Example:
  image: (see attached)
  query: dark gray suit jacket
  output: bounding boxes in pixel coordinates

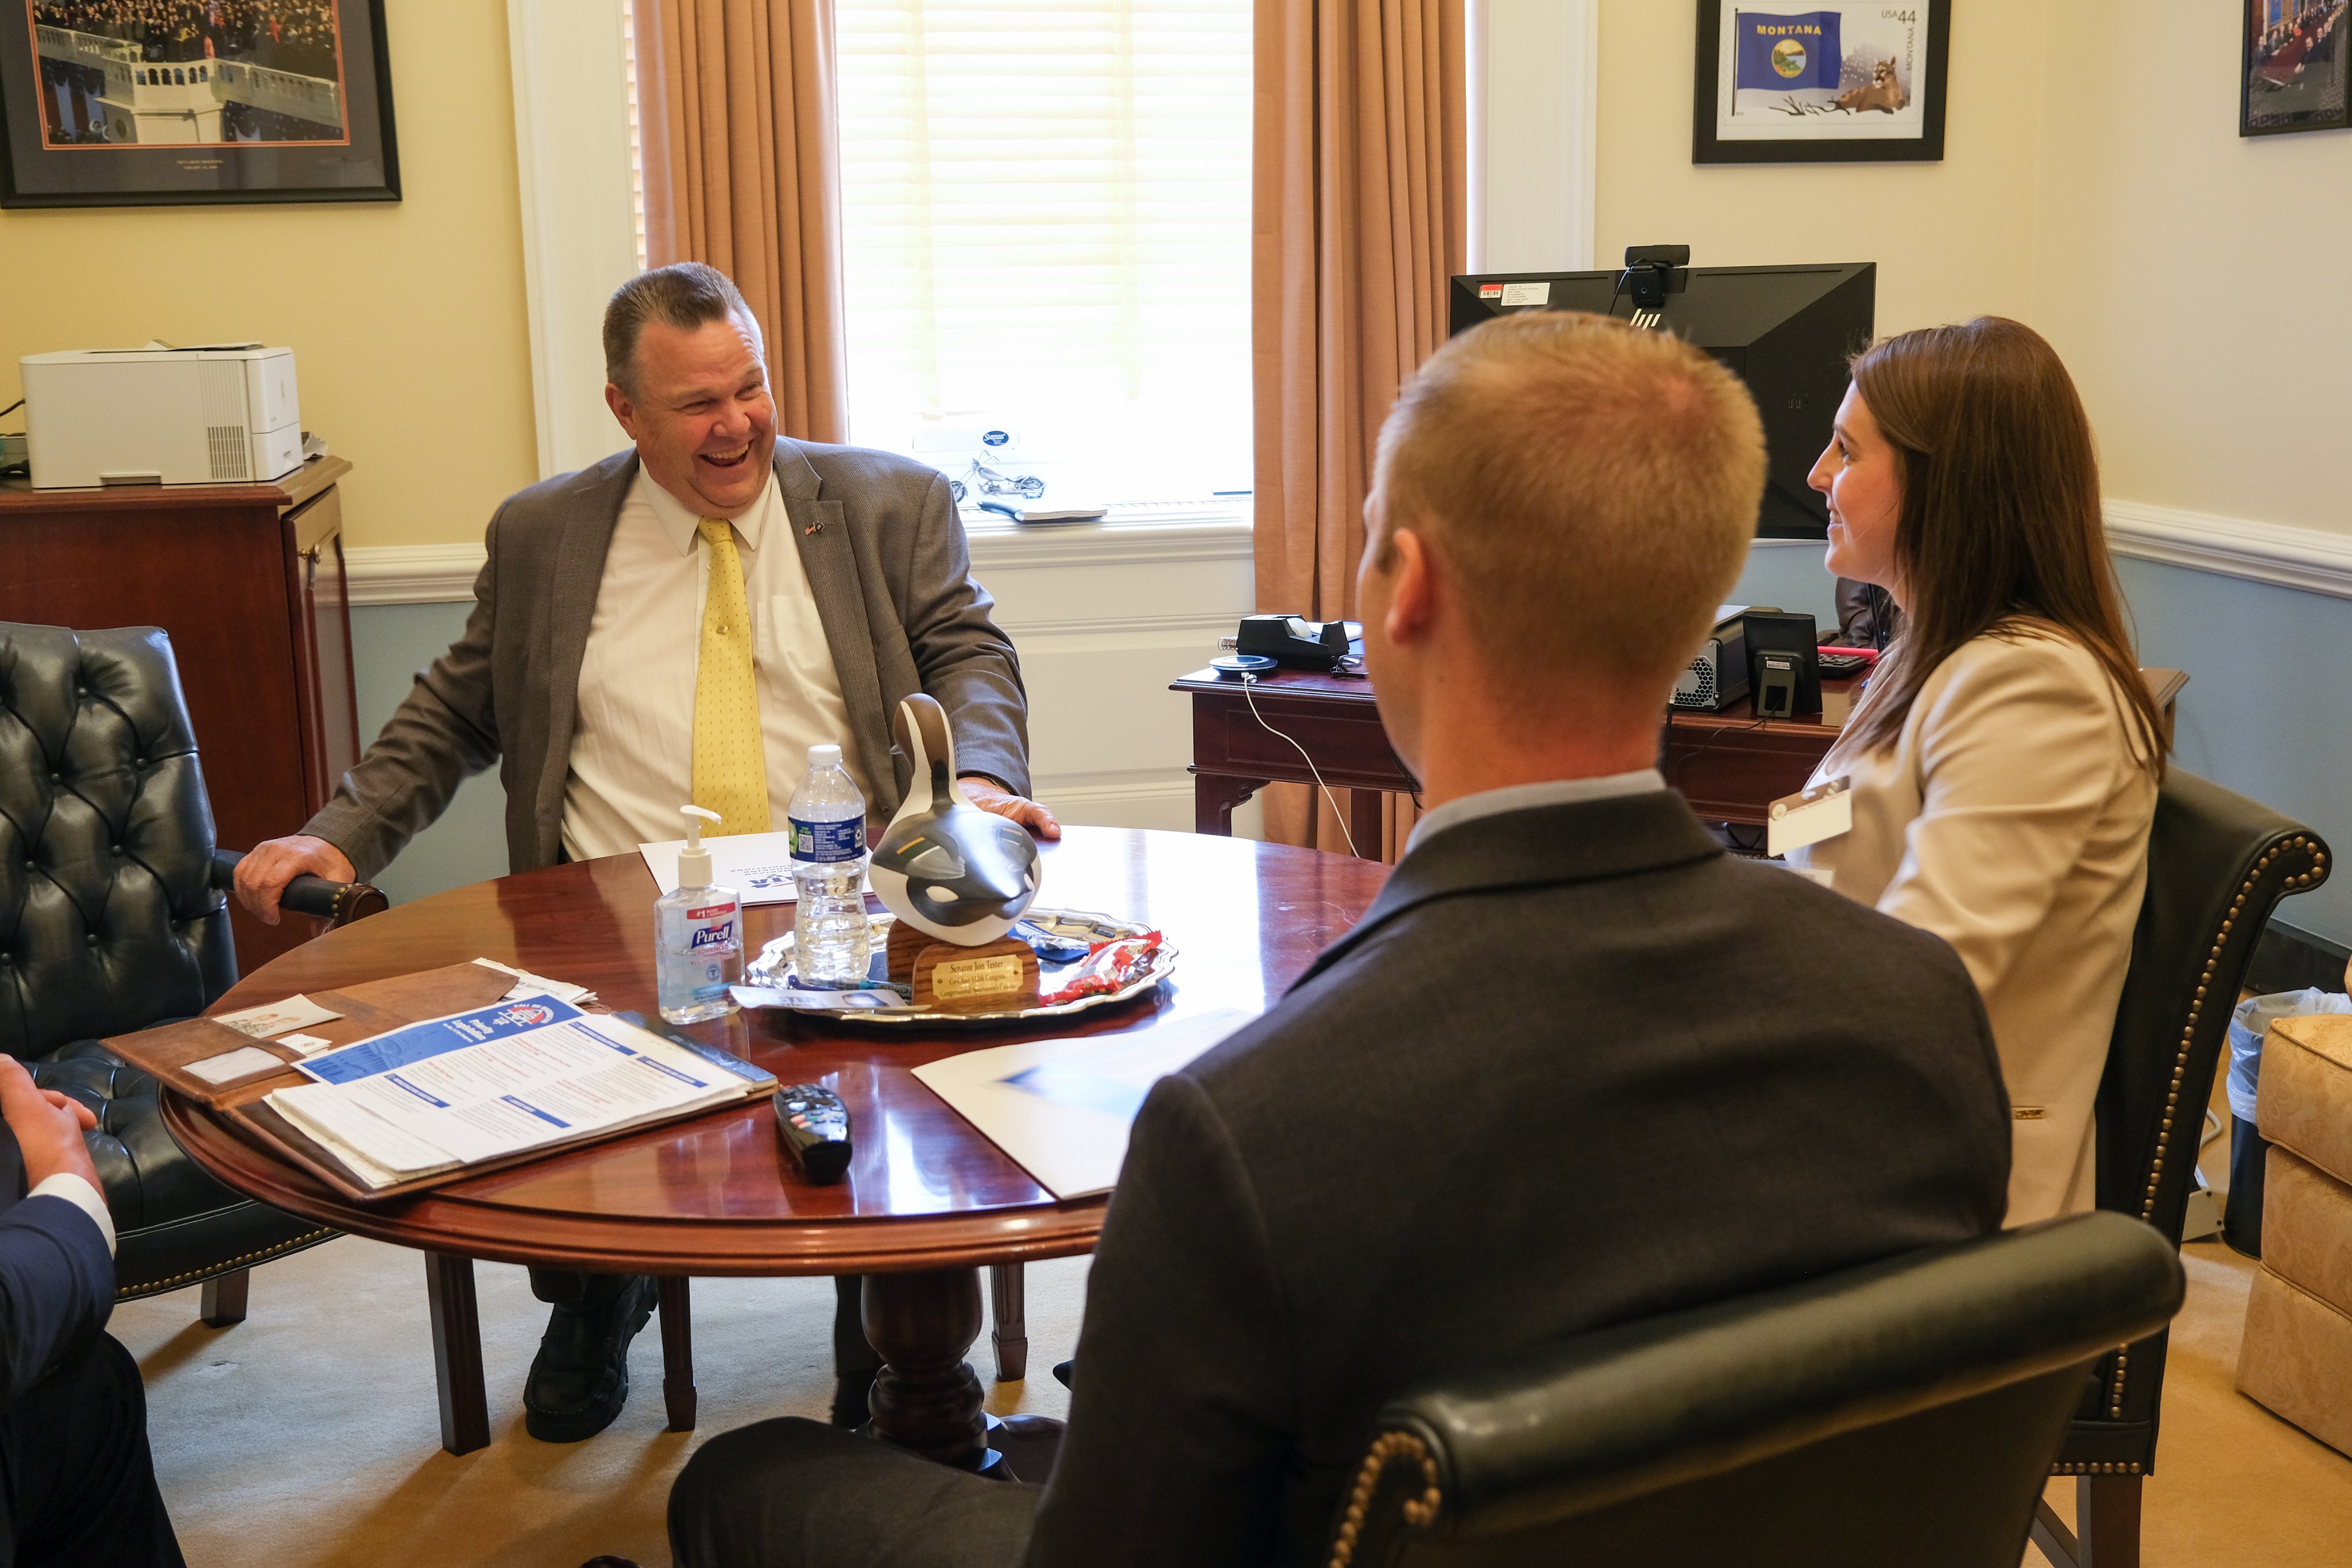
[1023,791,2011,1567]
[305,442,1029,880]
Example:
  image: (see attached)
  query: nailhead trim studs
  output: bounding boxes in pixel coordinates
[1329,1430,1444,1568]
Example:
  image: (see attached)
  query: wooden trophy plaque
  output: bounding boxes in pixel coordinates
[885,922,1040,1012]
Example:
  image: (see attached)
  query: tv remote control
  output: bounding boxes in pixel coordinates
[773,1083,853,1184]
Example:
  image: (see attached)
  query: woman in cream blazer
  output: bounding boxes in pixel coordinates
[1784,318,2167,1225]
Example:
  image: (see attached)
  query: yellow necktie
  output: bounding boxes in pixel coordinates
[692,517,771,834]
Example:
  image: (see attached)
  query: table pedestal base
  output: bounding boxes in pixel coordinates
[860,1268,1067,1480]
[864,1267,994,1469]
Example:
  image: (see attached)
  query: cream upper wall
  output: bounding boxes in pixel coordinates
[2034,2,2352,536]
[0,1,537,548]
[1585,0,2352,539]
[1592,0,2049,336]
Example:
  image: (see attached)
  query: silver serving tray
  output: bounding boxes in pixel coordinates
[745,907,1177,1025]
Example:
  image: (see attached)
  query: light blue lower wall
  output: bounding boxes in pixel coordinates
[347,602,508,907]
[350,546,1850,907]
[1728,540,2351,949]
[351,544,2352,948]
[2111,558,2350,950]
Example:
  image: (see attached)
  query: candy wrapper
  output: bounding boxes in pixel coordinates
[1039,931,1165,1006]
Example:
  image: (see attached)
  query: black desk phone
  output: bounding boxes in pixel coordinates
[1238,614,1352,670]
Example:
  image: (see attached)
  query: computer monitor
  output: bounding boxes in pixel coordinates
[1446,261,1874,540]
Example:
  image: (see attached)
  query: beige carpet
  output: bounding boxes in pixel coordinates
[114,1056,2352,1566]
[113,1248,1085,1567]
[117,1234,2352,1568]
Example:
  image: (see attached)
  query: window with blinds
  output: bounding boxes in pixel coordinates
[836,0,1253,508]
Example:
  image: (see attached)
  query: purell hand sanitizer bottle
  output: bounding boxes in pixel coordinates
[656,804,742,1024]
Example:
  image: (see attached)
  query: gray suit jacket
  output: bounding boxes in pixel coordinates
[307,441,1029,880]
[1023,791,2011,1567]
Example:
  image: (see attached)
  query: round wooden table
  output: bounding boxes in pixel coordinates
[164,826,1386,1463]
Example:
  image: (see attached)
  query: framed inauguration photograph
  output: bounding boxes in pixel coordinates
[0,1,399,207]
[1693,2,1950,164]
[2243,1,2351,137]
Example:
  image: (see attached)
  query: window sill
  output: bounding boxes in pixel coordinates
[961,500,1254,571]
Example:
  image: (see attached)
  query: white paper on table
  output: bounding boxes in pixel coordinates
[213,994,341,1039]
[637,833,802,904]
[910,1008,1254,1200]
[471,957,598,1006]
[187,1045,291,1085]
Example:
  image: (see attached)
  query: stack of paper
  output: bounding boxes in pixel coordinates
[472,957,598,1006]
[265,997,771,1190]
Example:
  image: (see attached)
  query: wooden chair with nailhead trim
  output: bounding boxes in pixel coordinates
[2030,769,2330,1568]
[1324,1214,2184,1568]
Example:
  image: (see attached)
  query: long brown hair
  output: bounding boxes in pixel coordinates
[1842,317,2165,775]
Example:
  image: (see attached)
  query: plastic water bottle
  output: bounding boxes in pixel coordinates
[656,804,741,1024]
[791,744,873,984]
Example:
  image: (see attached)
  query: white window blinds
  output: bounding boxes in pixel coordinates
[836,0,1253,505]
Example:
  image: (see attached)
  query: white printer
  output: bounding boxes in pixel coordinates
[20,344,301,489]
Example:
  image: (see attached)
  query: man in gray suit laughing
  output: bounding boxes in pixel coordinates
[234,262,1053,1443]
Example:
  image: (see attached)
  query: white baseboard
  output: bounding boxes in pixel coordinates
[347,504,2352,611]
[344,515,1253,609]
[346,543,485,607]
[1033,775,1198,832]
[2103,500,2352,602]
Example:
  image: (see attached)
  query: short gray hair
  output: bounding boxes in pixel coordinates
[602,262,763,396]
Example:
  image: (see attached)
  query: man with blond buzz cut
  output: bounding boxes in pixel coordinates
[663,312,2011,1568]
[234,262,1057,1445]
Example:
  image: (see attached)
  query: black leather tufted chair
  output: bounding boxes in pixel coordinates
[2031,769,2331,1568]
[1,622,380,1322]
[1325,1213,2184,1568]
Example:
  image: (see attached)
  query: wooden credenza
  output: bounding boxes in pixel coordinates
[0,455,361,971]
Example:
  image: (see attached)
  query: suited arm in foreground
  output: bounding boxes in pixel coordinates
[0,1056,185,1566]
[0,1058,114,1407]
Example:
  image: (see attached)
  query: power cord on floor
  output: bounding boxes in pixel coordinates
[1239,673,1360,858]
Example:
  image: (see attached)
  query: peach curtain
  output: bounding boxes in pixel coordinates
[632,0,849,444]
[1252,0,1467,860]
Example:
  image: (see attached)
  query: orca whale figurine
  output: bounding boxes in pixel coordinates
[870,693,1042,945]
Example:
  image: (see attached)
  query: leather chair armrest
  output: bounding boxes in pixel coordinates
[1365,1212,2184,1542]
[209,849,390,927]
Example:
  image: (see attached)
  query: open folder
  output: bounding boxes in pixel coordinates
[103,964,775,1203]
[265,997,774,1192]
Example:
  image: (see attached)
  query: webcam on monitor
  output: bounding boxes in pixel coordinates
[1620,244,1692,321]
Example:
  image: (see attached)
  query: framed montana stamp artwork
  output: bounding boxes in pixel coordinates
[0,1,398,207]
[1693,2,1951,164]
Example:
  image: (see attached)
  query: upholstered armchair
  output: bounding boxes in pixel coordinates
[1,622,383,1321]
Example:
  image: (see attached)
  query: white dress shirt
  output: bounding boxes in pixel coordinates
[1406,769,1668,855]
[30,1172,116,1257]
[562,467,859,861]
